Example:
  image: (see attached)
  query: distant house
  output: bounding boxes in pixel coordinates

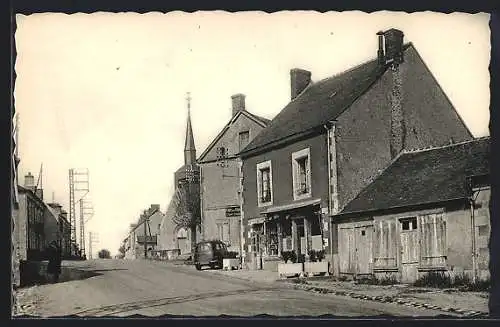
[47,203,71,258]
[197,94,270,254]
[125,204,164,259]
[239,28,473,272]
[334,137,490,283]
[16,174,46,262]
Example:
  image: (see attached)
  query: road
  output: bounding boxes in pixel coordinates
[17,259,455,318]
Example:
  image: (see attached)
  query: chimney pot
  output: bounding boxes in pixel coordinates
[24,172,35,188]
[231,94,245,117]
[290,68,312,100]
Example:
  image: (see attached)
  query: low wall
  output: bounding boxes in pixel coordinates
[19,261,99,287]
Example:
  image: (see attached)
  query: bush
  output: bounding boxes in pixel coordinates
[308,250,318,262]
[415,271,491,291]
[281,251,298,263]
[317,250,325,262]
[297,253,306,263]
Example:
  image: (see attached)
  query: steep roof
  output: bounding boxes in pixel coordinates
[338,137,490,215]
[239,44,409,155]
[198,109,270,162]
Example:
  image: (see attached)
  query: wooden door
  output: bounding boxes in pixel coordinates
[339,226,355,274]
[355,226,373,275]
[400,218,419,283]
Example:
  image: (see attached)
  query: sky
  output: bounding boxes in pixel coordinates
[14,11,490,257]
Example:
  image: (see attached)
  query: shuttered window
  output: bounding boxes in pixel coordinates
[419,213,447,267]
[373,220,398,269]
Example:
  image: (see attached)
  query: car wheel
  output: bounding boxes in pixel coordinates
[195,264,202,271]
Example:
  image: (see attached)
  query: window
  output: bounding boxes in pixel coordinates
[478,225,489,237]
[257,160,273,206]
[419,213,447,268]
[292,148,311,200]
[239,131,250,151]
[400,217,417,231]
[373,220,398,269]
[217,222,230,244]
[267,221,279,256]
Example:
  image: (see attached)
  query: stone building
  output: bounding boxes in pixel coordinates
[197,94,270,254]
[124,204,164,259]
[239,28,473,272]
[334,137,490,283]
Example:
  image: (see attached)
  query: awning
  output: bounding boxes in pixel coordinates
[248,217,266,225]
[260,198,321,215]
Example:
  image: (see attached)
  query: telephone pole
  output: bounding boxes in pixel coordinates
[68,168,90,257]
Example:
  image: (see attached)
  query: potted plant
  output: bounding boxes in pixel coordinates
[222,251,240,271]
[304,249,329,276]
[278,250,304,278]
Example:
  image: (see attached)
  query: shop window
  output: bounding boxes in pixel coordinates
[267,222,279,256]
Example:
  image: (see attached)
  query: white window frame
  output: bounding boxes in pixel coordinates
[292,148,312,201]
[257,160,273,207]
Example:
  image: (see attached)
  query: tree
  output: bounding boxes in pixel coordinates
[98,249,111,259]
[116,245,125,259]
[173,169,201,254]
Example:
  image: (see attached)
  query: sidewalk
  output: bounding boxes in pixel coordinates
[206,268,489,317]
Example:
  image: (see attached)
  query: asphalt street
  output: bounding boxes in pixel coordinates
[18,259,456,318]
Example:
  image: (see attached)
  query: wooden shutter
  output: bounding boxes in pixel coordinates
[373,220,397,268]
[420,213,446,267]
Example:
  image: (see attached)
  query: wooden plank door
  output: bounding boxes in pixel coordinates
[339,227,355,274]
[400,218,419,283]
[355,226,373,275]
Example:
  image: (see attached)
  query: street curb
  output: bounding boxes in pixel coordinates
[289,282,488,318]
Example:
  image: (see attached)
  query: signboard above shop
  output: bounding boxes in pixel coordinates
[225,206,241,217]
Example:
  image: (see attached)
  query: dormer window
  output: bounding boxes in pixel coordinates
[292,148,312,200]
[257,160,273,207]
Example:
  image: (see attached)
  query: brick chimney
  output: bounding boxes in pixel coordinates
[378,28,406,158]
[290,68,312,100]
[24,172,34,189]
[382,29,404,66]
[231,94,245,117]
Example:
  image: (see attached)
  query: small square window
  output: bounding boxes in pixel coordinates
[361,230,366,236]
[478,225,489,237]
[402,221,410,230]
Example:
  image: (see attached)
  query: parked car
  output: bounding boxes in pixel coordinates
[193,240,228,270]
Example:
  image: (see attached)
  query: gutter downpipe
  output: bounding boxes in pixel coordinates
[324,123,334,275]
[468,177,478,283]
[238,159,245,269]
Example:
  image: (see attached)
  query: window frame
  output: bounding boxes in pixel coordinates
[257,160,273,207]
[292,148,312,201]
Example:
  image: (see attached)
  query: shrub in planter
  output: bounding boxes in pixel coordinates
[297,253,306,263]
[316,250,325,262]
[307,250,318,262]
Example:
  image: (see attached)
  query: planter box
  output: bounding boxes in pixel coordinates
[278,262,304,278]
[223,258,240,271]
[304,261,329,276]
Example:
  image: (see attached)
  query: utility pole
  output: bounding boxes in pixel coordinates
[68,168,90,257]
[144,215,147,258]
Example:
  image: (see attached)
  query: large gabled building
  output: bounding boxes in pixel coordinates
[238,28,473,272]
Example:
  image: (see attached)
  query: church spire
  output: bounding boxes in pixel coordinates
[184,92,196,166]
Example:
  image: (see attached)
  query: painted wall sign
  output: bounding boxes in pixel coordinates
[225,206,241,217]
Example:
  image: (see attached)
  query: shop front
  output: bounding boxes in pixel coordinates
[246,199,327,271]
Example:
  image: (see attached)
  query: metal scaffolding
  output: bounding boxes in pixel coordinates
[68,168,90,257]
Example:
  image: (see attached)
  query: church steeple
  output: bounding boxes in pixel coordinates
[184,92,196,166]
